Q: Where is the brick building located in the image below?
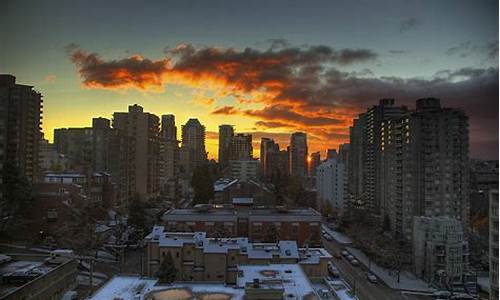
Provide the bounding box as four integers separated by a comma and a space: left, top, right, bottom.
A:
162, 206, 322, 246
145, 227, 331, 283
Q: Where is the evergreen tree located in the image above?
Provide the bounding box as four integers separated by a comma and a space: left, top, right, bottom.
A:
191, 165, 214, 204
156, 252, 177, 283
0, 161, 33, 234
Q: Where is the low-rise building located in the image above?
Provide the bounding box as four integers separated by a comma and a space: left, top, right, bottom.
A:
0, 255, 77, 300
145, 227, 331, 284
162, 206, 322, 246
413, 216, 469, 289
213, 178, 275, 206
228, 159, 260, 181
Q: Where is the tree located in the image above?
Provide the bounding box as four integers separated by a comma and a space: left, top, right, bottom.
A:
156, 252, 177, 283
0, 161, 33, 235
191, 165, 214, 204
321, 201, 333, 217
128, 194, 147, 240
264, 224, 279, 243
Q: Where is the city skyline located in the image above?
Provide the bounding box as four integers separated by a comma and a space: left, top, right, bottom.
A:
2, 0, 498, 160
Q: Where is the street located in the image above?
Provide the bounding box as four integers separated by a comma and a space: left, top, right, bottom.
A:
322, 236, 432, 300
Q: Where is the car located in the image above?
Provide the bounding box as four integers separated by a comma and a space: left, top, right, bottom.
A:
341, 250, 349, 257
325, 234, 333, 241
346, 255, 354, 261
328, 262, 340, 278
350, 259, 360, 266
366, 273, 378, 283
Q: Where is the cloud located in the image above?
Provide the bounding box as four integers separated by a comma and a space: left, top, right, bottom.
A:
446, 40, 499, 61
44, 74, 56, 83
212, 106, 239, 115
68, 44, 498, 159
400, 17, 420, 33
388, 50, 408, 55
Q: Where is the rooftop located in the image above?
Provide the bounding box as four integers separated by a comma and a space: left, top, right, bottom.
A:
237, 264, 319, 299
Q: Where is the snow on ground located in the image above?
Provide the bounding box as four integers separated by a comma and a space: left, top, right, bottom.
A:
346, 247, 435, 293
322, 225, 352, 245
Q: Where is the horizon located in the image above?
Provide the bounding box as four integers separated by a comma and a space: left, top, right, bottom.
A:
2, 0, 498, 160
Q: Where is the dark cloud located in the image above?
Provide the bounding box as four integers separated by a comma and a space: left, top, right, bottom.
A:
68, 44, 498, 159
400, 17, 420, 32
265, 38, 291, 50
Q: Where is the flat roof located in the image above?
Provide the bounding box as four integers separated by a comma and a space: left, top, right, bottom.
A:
237, 264, 319, 299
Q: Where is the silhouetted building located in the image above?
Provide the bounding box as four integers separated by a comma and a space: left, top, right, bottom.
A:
231, 133, 253, 160
159, 114, 180, 199
0, 74, 43, 183
218, 124, 234, 171
113, 104, 160, 202
228, 159, 259, 181
490, 190, 499, 300
289, 132, 308, 178
309, 151, 321, 177
260, 138, 280, 178
180, 118, 207, 174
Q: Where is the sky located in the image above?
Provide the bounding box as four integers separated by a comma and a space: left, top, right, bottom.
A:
1, 0, 498, 159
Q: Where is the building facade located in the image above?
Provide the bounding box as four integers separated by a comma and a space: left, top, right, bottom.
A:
218, 125, 234, 171
413, 216, 469, 289
145, 226, 331, 283
112, 104, 160, 202
289, 132, 308, 178
162, 206, 322, 246
490, 190, 499, 300
0, 74, 43, 183
316, 158, 346, 219
180, 118, 207, 174
228, 159, 259, 181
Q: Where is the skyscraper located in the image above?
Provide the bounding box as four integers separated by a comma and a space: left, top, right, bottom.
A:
113, 104, 160, 202
348, 99, 407, 213
231, 133, 252, 160
381, 98, 469, 240
218, 125, 234, 170
289, 132, 308, 178
160, 115, 179, 179
0, 74, 43, 183
180, 118, 207, 174
309, 151, 321, 177
92, 117, 113, 173
260, 138, 284, 179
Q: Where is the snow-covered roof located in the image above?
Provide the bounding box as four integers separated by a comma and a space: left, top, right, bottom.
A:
237, 264, 319, 299
90, 275, 158, 300
214, 178, 239, 192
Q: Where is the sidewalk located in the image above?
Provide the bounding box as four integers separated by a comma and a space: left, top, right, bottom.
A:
322, 225, 352, 245
346, 247, 435, 293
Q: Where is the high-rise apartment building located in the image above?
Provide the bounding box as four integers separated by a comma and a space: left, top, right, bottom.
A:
231, 133, 252, 160
112, 104, 160, 202
54, 127, 93, 170
309, 151, 321, 177
0, 74, 43, 183
260, 138, 280, 178
289, 132, 308, 178
180, 118, 207, 174
382, 98, 469, 240
218, 125, 234, 171
348, 115, 366, 206
490, 190, 499, 300
316, 158, 346, 218
160, 115, 179, 179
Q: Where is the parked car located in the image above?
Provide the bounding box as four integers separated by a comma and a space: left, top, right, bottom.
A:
350, 259, 360, 267
341, 250, 349, 257
346, 255, 354, 261
366, 272, 378, 283
328, 262, 340, 278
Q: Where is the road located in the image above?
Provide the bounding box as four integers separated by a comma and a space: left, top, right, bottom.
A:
322, 236, 432, 300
